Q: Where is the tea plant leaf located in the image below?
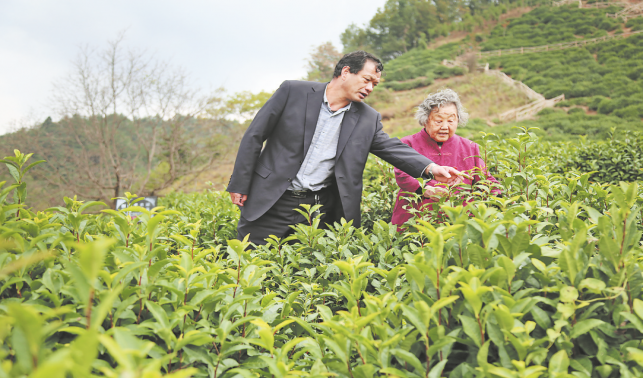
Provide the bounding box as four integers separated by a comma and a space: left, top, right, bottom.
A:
634, 299, 643, 321
145, 301, 170, 329
428, 359, 448, 378
626, 347, 643, 368
391, 349, 425, 375
111, 261, 148, 284
90, 284, 123, 329
549, 349, 570, 374
459, 315, 482, 347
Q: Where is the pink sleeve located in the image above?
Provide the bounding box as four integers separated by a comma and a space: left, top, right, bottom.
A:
394, 137, 422, 193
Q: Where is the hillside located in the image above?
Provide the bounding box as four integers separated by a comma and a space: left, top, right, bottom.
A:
0, 116, 241, 209
368, 73, 533, 137
480, 5, 625, 50
376, 2, 643, 142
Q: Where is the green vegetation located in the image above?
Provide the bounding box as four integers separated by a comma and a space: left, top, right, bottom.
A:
481, 6, 622, 50
462, 108, 643, 141
626, 17, 643, 32
488, 33, 643, 121
381, 43, 465, 90
341, 0, 549, 61
4, 5, 643, 374
0, 115, 240, 210
549, 130, 643, 184
2, 125, 643, 376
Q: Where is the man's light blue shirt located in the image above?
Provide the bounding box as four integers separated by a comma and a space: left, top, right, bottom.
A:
288, 85, 351, 191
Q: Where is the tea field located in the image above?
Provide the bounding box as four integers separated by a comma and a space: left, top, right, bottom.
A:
1, 127, 642, 378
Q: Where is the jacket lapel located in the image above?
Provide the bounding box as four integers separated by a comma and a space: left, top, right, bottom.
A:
335, 105, 360, 161
303, 87, 324, 156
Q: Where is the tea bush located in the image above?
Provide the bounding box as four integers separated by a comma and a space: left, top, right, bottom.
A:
462, 109, 643, 142
481, 6, 620, 51
382, 43, 465, 88
487, 33, 643, 121
549, 131, 643, 184
1, 127, 643, 377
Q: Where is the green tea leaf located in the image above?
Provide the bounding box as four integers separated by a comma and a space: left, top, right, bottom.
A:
459, 315, 482, 347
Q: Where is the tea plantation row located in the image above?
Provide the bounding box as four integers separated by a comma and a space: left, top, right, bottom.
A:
1, 128, 643, 377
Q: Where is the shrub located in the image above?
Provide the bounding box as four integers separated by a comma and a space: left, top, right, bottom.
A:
589, 83, 610, 97
597, 98, 616, 114
3, 129, 643, 377
558, 131, 643, 182
614, 104, 643, 119
588, 95, 606, 110
381, 76, 434, 91
598, 19, 618, 31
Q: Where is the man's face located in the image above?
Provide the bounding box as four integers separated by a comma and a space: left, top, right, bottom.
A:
341, 60, 381, 102
425, 103, 458, 142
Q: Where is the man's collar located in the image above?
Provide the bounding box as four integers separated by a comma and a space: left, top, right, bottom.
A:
324, 84, 351, 113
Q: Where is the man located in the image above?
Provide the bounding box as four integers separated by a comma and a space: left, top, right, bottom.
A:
227, 51, 463, 245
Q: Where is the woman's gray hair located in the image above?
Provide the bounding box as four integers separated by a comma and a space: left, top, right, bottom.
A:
415, 89, 469, 127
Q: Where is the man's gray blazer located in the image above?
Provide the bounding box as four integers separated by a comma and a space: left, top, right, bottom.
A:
227, 80, 434, 227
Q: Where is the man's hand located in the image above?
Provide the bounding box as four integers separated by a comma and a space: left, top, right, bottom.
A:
423, 186, 449, 198
229, 192, 248, 207
449, 175, 465, 187
428, 164, 469, 185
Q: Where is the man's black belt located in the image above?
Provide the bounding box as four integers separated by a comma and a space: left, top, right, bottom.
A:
286, 186, 330, 199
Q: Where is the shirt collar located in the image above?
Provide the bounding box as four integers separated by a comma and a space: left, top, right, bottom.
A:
323, 84, 351, 114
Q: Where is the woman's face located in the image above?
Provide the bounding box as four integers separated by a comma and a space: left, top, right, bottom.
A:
425, 103, 458, 143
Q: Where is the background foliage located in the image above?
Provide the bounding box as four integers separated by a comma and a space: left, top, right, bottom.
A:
2, 126, 643, 377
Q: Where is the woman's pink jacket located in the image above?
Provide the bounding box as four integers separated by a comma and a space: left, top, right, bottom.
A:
391, 129, 500, 226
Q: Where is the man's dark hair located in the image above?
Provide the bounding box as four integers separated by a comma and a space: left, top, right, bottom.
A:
333, 51, 384, 78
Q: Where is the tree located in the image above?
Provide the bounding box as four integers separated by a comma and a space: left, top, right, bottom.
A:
303, 42, 343, 82
42, 32, 223, 204
221, 90, 273, 120
340, 24, 370, 53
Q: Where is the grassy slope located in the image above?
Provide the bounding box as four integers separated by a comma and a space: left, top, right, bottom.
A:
369, 73, 533, 138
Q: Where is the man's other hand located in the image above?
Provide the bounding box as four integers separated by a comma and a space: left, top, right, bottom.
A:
230, 192, 248, 206
429, 165, 470, 185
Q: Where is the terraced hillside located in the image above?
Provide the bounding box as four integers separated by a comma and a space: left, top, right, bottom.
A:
481, 5, 626, 50
378, 2, 643, 141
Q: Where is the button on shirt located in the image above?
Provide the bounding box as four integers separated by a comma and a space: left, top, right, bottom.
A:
288, 86, 351, 191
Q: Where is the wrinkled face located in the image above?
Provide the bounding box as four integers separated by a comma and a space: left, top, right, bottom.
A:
425, 103, 458, 142
341, 60, 381, 102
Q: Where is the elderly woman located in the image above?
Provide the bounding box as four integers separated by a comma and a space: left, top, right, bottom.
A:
391, 89, 499, 228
